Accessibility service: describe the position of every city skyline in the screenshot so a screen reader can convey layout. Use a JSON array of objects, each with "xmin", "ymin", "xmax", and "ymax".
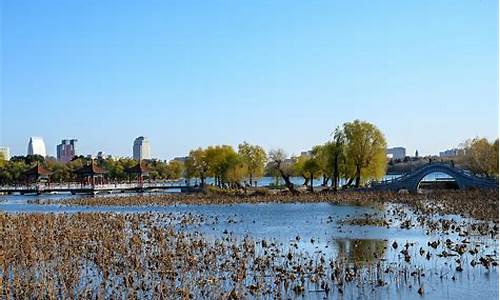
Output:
[
  {"xmin": 0, "ymin": 134, "xmax": 485, "ymax": 161},
  {"xmin": 1, "ymin": 1, "xmax": 498, "ymax": 159}
]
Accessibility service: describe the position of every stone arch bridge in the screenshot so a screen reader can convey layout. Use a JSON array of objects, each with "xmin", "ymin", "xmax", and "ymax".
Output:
[{"xmin": 371, "ymin": 163, "xmax": 498, "ymax": 192}]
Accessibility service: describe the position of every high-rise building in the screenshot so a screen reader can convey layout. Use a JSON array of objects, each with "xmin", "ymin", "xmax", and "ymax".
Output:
[
  {"xmin": 300, "ymin": 151, "xmax": 313, "ymax": 157},
  {"xmin": 171, "ymin": 156, "xmax": 189, "ymax": 163},
  {"xmin": 0, "ymin": 147, "xmax": 10, "ymax": 160},
  {"xmin": 439, "ymin": 148, "xmax": 464, "ymax": 158},
  {"xmin": 57, "ymin": 139, "xmax": 77, "ymax": 163},
  {"xmin": 133, "ymin": 136, "xmax": 151, "ymax": 160},
  {"xmin": 386, "ymin": 147, "xmax": 406, "ymax": 160},
  {"xmin": 27, "ymin": 137, "xmax": 47, "ymax": 157}
]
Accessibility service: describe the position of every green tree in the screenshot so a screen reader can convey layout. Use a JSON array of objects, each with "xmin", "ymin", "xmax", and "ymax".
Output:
[
  {"xmin": 0, "ymin": 160, "xmax": 29, "ymax": 184},
  {"xmin": 330, "ymin": 127, "xmax": 346, "ymax": 191},
  {"xmin": 166, "ymin": 160, "xmax": 184, "ymax": 179},
  {"xmin": 67, "ymin": 158, "xmax": 86, "ymax": 181},
  {"xmin": 293, "ymin": 155, "xmax": 310, "ymax": 186},
  {"xmin": 0, "ymin": 152, "xmax": 6, "ymax": 169},
  {"xmin": 238, "ymin": 142, "xmax": 267, "ymax": 186},
  {"xmin": 204, "ymin": 145, "xmax": 240, "ymax": 188},
  {"xmin": 310, "ymin": 145, "xmax": 329, "ymax": 186},
  {"xmin": 185, "ymin": 148, "xmax": 209, "ymax": 186},
  {"xmin": 46, "ymin": 159, "xmax": 71, "ymax": 183},
  {"xmin": 343, "ymin": 120, "xmax": 387, "ymax": 187},
  {"xmin": 225, "ymin": 154, "xmax": 248, "ymax": 188},
  {"xmin": 460, "ymin": 138, "xmax": 498, "ymax": 177},
  {"xmin": 302, "ymin": 157, "xmax": 321, "ymax": 192},
  {"xmin": 102, "ymin": 157, "xmax": 135, "ymax": 181}
]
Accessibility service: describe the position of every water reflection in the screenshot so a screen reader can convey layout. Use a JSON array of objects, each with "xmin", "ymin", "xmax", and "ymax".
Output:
[{"xmin": 335, "ymin": 239, "xmax": 387, "ymax": 264}]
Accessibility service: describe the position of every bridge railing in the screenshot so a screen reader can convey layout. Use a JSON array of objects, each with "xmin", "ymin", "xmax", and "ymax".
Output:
[
  {"xmin": 0, "ymin": 179, "xmax": 189, "ymax": 192},
  {"xmin": 370, "ymin": 162, "xmax": 499, "ymax": 189}
]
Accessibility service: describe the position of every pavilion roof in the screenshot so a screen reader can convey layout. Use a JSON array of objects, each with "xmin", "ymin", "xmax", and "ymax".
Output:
[
  {"xmin": 125, "ymin": 161, "xmax": 151, "ymax": 174},
  {"xmin": 24, "ymin": 163, "xmax": 51, "ymax": 177},
  {"xmin": 75, "ymin": 161, "xmax": 108, "ymax": 175}
]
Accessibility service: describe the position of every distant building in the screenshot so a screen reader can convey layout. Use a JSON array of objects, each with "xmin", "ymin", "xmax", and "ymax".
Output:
[
  {"xmin": 439, "ymin": 148, "xmax": 464, "ymax": 158},
  {"xmin": 56, "ymin": 139, "xmax": 77, "ymax": 163},
  {"xmin": 27, "ymin": 137, "xmax": 47, "ymax": 157},
  {"xmin": 97, "ymin": 151, "xmax": 105, "ymax": 159},
  {"xmin": 387, "ymin": 147, "xmax": 406, "ymax": 160},
  {"xmin": 300, "ymin": 151, "xmax": 312, "ymax": 157},
  {"xmin": 171, "ymin": 156, "xmax": 188, "ymax": 163},
  {"xmin": 133, "ymin": 136, "xmax": 151, "ymax": 161},
  {"xmin": 0, "ymin": 147, "xmax": 10, "ymax": 160},
  {"xmin": 415, "ymin": 150, "xmax": 419, "ymax": 158}
]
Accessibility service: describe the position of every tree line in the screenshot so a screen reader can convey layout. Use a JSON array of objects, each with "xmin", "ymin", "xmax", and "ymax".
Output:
[
  {"xmin": 0, "ymin": 155, "xmax": 184, "ymax": 184},
  {"xmin": 183, "ymin": 120, "xmax": 387, "ymax": 192},
  {"xmin": 0, "ymin": 120, "xmax": 497, "ymax": 189}
]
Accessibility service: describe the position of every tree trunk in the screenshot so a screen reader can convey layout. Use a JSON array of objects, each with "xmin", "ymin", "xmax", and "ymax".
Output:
[
  {"xmin": 345, "ymin": 176, "xmax": 354, "ymax": 188},
  {"xmin": 279, "ymin": 169, "xmax": 297, "ymax": 194},
  {"xmin": 309, "ymin": 173, "xmax": 314, "ymax": 192},
  {"xmin": 355, "ymin": 165, "xmax": 361, "ymax": 188},
  {"xmin": 333, "ymin": 155, "xmax": 339, "ymax": 191}
]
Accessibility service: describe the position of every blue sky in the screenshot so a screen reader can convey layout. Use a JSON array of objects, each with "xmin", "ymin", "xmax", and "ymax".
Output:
[{"xmin": 1, "ymin": 0, "xmax": 498, "ymax": 159}]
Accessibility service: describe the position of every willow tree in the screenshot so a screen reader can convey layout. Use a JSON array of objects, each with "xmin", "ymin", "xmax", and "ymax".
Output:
[
  {"xmin": 225, "ymin": 154, "xmax": 248, "ymax": 188},
  {"xmin": 293, "ymin": 154, "xmax": 311, "ymax": 186},
  {"xmin": 205, "ymin": 145, "xmax": 239, "ymax": 188},
  {"xmin": 311, "ymin": 144, "xmax": 332, "ymax": 186},
  {"xmin": 238, "ymin": 142, "xmax": 267, "ymax": 186},
  {"xmin": 302, "ymin": 157, "xmax": 321, "ymax": 192},
  {"xmin": 185, "ymin": 148, "xmax": 209, "ymax": 186},
  {"xmin": 459, "ymin": 138, "xmax": 499, "ymax": 177},
  {"xmin": 343, "ymin": 120, "xmax": 387, "ymax": 187},
  {"xmin": 328, "ymin": 126, "xmax": 346, "ymax": 191}
]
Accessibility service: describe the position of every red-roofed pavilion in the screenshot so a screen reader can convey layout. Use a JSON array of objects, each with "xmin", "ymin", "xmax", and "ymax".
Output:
[{"xmin": 74, "ymin": 161, "xmax": 108, "ymax": 186}]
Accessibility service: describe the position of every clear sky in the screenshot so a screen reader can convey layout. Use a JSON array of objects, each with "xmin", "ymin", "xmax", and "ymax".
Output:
[{"xmin": 1, "ymin": 0, "xmax": 498, "ymax": 159}]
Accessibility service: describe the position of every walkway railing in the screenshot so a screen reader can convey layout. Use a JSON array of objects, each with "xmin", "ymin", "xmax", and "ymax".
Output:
[{"xmin": 0, "ymin": 179, "xmax": 188, "ymax": 192}]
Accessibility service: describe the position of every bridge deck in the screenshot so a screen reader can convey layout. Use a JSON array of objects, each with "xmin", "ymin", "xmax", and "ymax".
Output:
[
  {"xmin": 0, "ymin": 183, "xmax": 197, "ymax": 195},
  {"xmin": 371, "ymin": 163, "xmax": 498, "ymax": 192}
]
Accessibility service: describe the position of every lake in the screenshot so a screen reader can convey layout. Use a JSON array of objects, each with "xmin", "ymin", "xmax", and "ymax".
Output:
[{"xmin": 0, "ymin": 193, "xmax": 497, "ymax": 299}]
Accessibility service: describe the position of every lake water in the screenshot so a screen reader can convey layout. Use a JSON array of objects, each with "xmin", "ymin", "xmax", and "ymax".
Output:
[
  {"xmin": 200, "ymin": 173, "xmax": 451, "ymax": 187},
  {"xmin": 0, "ymin": 194, "xmax": 497, "ymax": 299}
]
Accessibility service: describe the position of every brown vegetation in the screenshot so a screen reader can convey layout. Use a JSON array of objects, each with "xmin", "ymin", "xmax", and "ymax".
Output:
[{"xmin": 34, "ymin": 189, "xmax": 499, "ymax": 221}]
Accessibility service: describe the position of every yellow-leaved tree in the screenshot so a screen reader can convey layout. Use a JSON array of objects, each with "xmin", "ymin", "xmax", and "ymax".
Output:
[
  {"xmin": 343, "ymin": 120, "xmax": 387, "ymax": 187},
  {"xmin": 459, "ymin": 138, "xmax": 498, "ymax": 177}
]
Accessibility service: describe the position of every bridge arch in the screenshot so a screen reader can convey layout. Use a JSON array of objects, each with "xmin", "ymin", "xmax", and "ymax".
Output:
[
  {"xmin": 371, "ymin": 162, "xmax": 499, "ymax": 192},
  {"xmin": 413, "ymin": 169, "xmax": 463, "ymax": 191}
]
